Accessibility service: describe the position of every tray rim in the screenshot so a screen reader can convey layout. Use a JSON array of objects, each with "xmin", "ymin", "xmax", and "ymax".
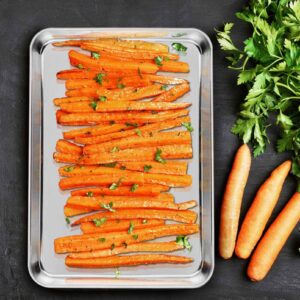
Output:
[{"xmin": 28, "ymin": 27, "xmax": 214, "ymax": 289}]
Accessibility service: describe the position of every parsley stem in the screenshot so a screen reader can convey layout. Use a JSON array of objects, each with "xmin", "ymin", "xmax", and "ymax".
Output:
[{"xmin": 276, "ymin": 82, "xmax": 299, "ymax": 95}]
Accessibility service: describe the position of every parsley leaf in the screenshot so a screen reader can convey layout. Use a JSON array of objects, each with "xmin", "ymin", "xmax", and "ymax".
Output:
[
  {"xmin": 109, "ymin": 177, "xmax": 124, "ymax": 190},
  {"xmin": 182, "ymin": 122, "xmax": 194, "ymax": 132},
  {"xmin": 91, "ymin": 52, "xmax": 100, "ymax": 59},
  {"xmin": 135, "ymin": 129, "xmax": 142, "ymax": 136},
  {"xmin": 98, "ymin": 237, "xmax": 106, "ymax": 242},
  {"xmin": 77, "ymin": 64, "xmax": 84, "ymax": 69},
  {"xmin": 132, "ymin": 234, "xmax": 139, "ymax": 240},
  {"xmin": 128, "ymin": 221, "xmax": 134, "ymax": 234},
  {"xmin": 117, "ymin": 83, "xmax": 125, "ymax": 89},
  {"xmin": 155, "ymin": 148, "xmax": 166, "ymax": 164},
  {"xmin": 161, "ymin": 85, "xmax": 168, "ymax": 90},
  {"xmin": 111, "ymin": 146, "xmax": 120, "ymax": 153},
  {"xmin": 94, "ymin": 73, "xmax": 106, "ymax": 85},
  {"xmin": 176, "ymin": 235, "xmax": 192, "ymax": 251},
  {"xmin": 154, "ymin": 56, "xmax": 163, "ymax": 66},
  {"xmin": 64, "ymin": 166, "xmax": 74, "ymax": 172},
  {"xmin": 172, "ymin": 42, "xmax": 187, "ymax": 53},
  {"xmin": 89, "ymin": 101, "xmax": 98, "ymax": 110},
  {"xmin": 130, "ymin": 184, "xmax": 139, "ymax": 192},
  {"xmin": 86, "ymin": 191, "xmax": 94, "ymax": 197},
  {"xmin": 100, "ymin": 201, "xmax": 115, "ymax": 212},
  {"xmin": 65, "ymin": 217, "xmax": 70, "ymax": 224},
  {"xmin": 99, "ymin": 96, "xmax": 107, "ymax": 102},
  {"xmin": 143, "ymin": 165, "xmax": 152, "ymax": 172},
  {"xmin": 93, "ymin": 217, "xmax": 107, "ymax": 227},
  {"xmin": 102, "ymin": 162, "xmax": 117, "ymax": 168}
]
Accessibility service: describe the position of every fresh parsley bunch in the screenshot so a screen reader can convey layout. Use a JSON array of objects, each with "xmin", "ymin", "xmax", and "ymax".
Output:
[{"xmin": 216, "ymin": 0, "xmax": 300, "ymax": 189}]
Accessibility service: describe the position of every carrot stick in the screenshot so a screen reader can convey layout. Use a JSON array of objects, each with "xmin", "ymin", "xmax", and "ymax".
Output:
[
  {"xmin": 75, "ymin": 115, "xmax": 190, "ymax": 144},
  {"xmin": 235, "ymin": 160, "xmax": 292, "ymax": 259},
  {"xmin": 79, "ymin": 145, "xmax": 193, "ymax": 165},
  {"xmin": 71, "ymin": 184, "xmax": 169, "ymax": 197},
  {"xmin": 72, "ymin": 210, "xmax": 198, "ymax": 227},
  {"xmin": 69, "ymin": 50, "xmax": 159, "ymax": 73},
  {"xmin": 56, "ymin": 110, "xmax": 67, "ymax": 123},
  {"xmin": 53, "ymin": 96, "xmax": 92, "ymax": 106},
  {"xmin": 159, "ymin": 60, "xmax": 190, "ymax": 73},
  {"xmin": 66, "ymin": 196, "xmax": 196, "ymax": 211},
  {"xmin": 83, "ymin": 131, "xmax": 191, "ymax": 154},
  {"xmin": 80, "ymin": 219, "xmax": 165, "ymax": 234},
  {"xmin": 58, "ymin": 109, "xmax": 189, "ymax": 126},
  {"xmin": 65, "ymin": 254, "xmax": 193, "ymax": 268},
  {"xmin": 63, "ymin": 123, "xmax": 130, "ymax": 140},
  {"xmin": 64, "ymin": 205, "xmax": 93, "ymax": 217},
  {"xmin": 219, "ymin": 144, "xmax": 251, "ymax": 259},
  {"xmin": 69, "ymin": 241, "xmax": 183, "ymax": 258},
  {"xmin": 152, "ymin": 83, "xmax": 190, "ymax": 102},
  {"xmin": 53, "ymin": 152, "xmax": 81, "ymax": 164},
  {"xmin": 56, "ymin": 139, "xmax": 83, "ymax": 155},
  {"xmin": 55, "ymin": 223, "xmax": 199, "ymax": 253},
  {"xmin": 53, "ymin": 40, "xmax": 84, "ymax": 47},
  {"xmin": 247, "ymin": 192, "xmax": 300, "ymax": 281}
]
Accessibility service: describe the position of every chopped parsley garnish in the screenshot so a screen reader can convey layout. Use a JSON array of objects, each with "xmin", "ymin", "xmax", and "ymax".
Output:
[
  {"xmin": 155, "ymin": 148, "xmax": 166, "ymax": 164},
  {"xmin": 130, "ymin": 184, "xmax": 139, "ymax": 192},
  {"xmin": 77, "ymin": 64, "xmax": 84, "ymax": 69},
  {"xmin": 65, "ymin": 217, "xmax": 71, "ymax": 224},
  {"xmin": 117, "ymin": 83, "xmax": 126, "ymax": 89},
  {"xmin": 111, "ymin": 243, "xmax": 115, "ymax": 250},
  {"xmin": 102, "ymin": 162, "xmax": 117, "ymax": 168},
  {"xmin": 110, "ymin": 120, "xmax": 116, "ymax": 125},
  {"xmin": 109, "ymin": 177, "xmax": 124, "ymax": 190},
  {"xmin": 128, "ymin": 221, "xmax": 134, "ymax": 234},
  {"xmin": 91, "ymin": 52, "xmax": 100, "ymax": 59},
  {"xmin": 154, "ymin": 56, "xmax": 163, "ymax": 66},
  {"xmin": 98, "ymin": 237, "xmax": 106, "ymax": 243},
  {"xmin": 120, "ymin": 166, "xmax": 126, "ymax": 170},
  {"xmin": 93, "ymin": 217, "xmax": 107, "ymax": 227},
  {"xmin": 182, "ymin": 122, "xmax": 194, "ymax": 132},
  {"xmin": 172, "ymin": 43, "xmax": 187, "ymax": 53},
  {"xmin": 135, "ymin": 129, "xmax": 142, "ymax": 136},
  {"xmin": 86, "ymin": 191, "xmax": 94, "ymax": 197},
  {"xmin": 115, "ymin": 268, "xmax": 120, "ymax": 278},
  {"xmin": 125, "ymin": 122, "xmax": 138, "ymax": 127},
  {"xmin": 176, "ymin": 236, "xmax": 192, "ymax": 251},
  {"xmin": 94, "ymin": 73, "xmax": 106, "ymax": 85},
  {"xmin": 99, "ymin": 96, "xmax": 107, "ymax": 102},
  {"xmin": 89, "ymin": 101, "xmax": 98, "ymax": 110},
  {"xmin": 143, "ymin": 165, "xmax": 152, "ymax": 172},
  {"xmin": 111, "ymin": 146, "xmax": 120, "ymax": 153},
  {"xmin": 64, "ymin": 166, "xmax": 74, "ymax": 172},
  {"xmin": 132, "ymin": 234, "xmax": 139, "ymax": 240},
  {"xmin": 100, "ymin": 201, "xmax": 115, "ymax": 212},
  {"xmin": 161, "ymin": 85, "xmax": 168, "ymax": 91}
]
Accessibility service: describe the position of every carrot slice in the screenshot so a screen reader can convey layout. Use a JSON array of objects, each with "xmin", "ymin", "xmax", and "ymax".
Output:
[
  {"xmin": 58, "ymin": 109, "xmax": 189, "ymax": 126},
  {"xmin": 65, "ymin": 254, "xmax": 192, "ymax": 268},
  {"xmin": 142, "ymin": 74, "xmax": 188, "ymax": 85},
  {"xmin": 69, "ymin": 50, "xmax": 159, "ymax": 74},
  {"xmin": 159, "ymin": 60, "xmax": 190, "ymax": 73},
  {"xmin": 66, "ymin": 196, "xmax": 196, "ymax": 211},
  {"xmin": 69, "ymin": 241, "xmax": 183, "ymax": 258},
  {"xmin": 71, "ymin": 184, "xmax": 169, "ymax": 197},
  {"xmin": 53, "ymin": 152, "xmax": 81, "ymax": 164},
  {"xmin": 83, "ymin": 131, "xmax": 191, "ymax": 154},
  {"xmin": 79, "ymin": 144, "xmax": 193, "ymax": 165},
  {"xmin": 235, "ymin": 160, "xmax": 292, "ymax": 259},
  {"xmin": 53, "ymin": 96, "xmax": 92, "ymax": 106},
  {"xmin": 219, "ymin": 144, "xmax": 251, "ymax": 259},
  {"xmin": 80, "ymin": 219, "xmax": 165, "ymax": 234},
  {"xmin": 56, "ymin": 139, "xmax": 83, "ymax": 155},
  {"xmin": 152, "ymin": 83, "xmax": 190, "ymax": 102},
  {"xmin": 247, "ymin": 192, "xmax": 300, "ymax": 281},
  {"xmin": 55, "ymin": 223, "xmax": 199, "ymax": 253},
  {"xmin": 64, "ymin": 205, "xmax": 93, "ymax": 217},
  {"xmin": 75, "ymin": 115, "xmax": 190, "ymax": 144}
]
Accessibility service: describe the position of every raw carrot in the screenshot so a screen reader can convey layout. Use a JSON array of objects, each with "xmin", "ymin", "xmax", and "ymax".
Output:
[
  {"xmin": 71, "ymin": 184, "xmax": 169, "ymax": 197},
  {"xmin": 53, "ymin": 96, "xmax": 92, "ymax": 106},
  {"xmin": 75, "ymin": 115, "xmax": 190, "ymax": 144},
  {"xmin": 247, "ymin": 192, "xmax": 300, "ymax": 281},
  {"xmin": 80, "ymin": 219, "xmax": 165, "ymax": 234},
  {"xmin": 235, "ymin": 160, "xmax": 292, "ymax": 259},
  {"xmin": 152, "ymin": 83, "xmax": 190, "ymax": 102},
  {"xmin": 69, "ymin": 241, "xmax": 183, "ymax": 258},
  {"xmin": 79, "ymin": 145, "xmax": 193, "ymax": 165},
  {"xmin": 55, "ymin": 223, "xmax": 199, "ymax": 253},
  {"xmin": 56, "ymin": 139, "xmax": 83, "ymax": 155},
  {"xmin": 58, "ymin": 109, "xmax": 189, "ymax": 126},
  {"xmin": 69, "ymin": 50, "xmax": 159, "ymax": 73},
  {"xmin": 72, "ymin": 210, "xmax": 198, "ymax": 227},
  {"xmin": 159, "ymin": 60, "xmax": 190, "ymax": 73},
  {"xmin": 82, "ymin": 131, "xmax": 191, "ymax": 154},
  {"xmin": 219, "ymin": 144, "xmax": 251, "ymax": 259},
  {"xmin": 65, "ymin": 254, "xmax": 192, "ymax": 268}
]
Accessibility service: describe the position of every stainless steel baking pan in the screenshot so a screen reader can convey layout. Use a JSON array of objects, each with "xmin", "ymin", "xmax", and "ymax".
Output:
[{"xmin": 28, "ymin": 28, "xmax": 214, "ymax": 288}]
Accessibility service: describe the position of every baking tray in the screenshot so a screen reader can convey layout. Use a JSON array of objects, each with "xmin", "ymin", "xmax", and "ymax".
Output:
[{"xmin": 28, "ymin": 28, "xmax": 214, "ymax": 289}]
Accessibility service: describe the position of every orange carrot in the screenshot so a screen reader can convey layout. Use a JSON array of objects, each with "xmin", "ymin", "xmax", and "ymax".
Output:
[
  {"xmin": 235, "ymin": 160, "xmax": 292, "ymax": 259},
  {"xmin": 69, "ymin": 241, "xmax": 183, "ymax": 258},
  {"xmin": 65, "ymin": 254, "xmax": 192, "ymax": 268},
  {"xmin": 152, "ymin": 83, "xmax": 190, "ymax": 102},
  {"xmin": 64, "ymin": 205, "xmax": 93, "ymax": 217},
  {"xmin": 75, "ymin": 115, "xmax": 190, "ymax": 144},
  {"xmin": 219, "ymin": 144, "xmax": 251, "ymax": 259},
  {"xmin": 71, "ymin": 184, "xmax": 169, "ymax": 197},
  {"xmin": 247, "ymin": 192, "xmax": 300, "ymax": 281},
  {"xmin": 72, "ymin": 210, "xmax": 198, "ymax": 227},
  {"xmin": 56, "ymin": 139, "xmax": 83, "ymax": 155},
  {"xmin": 55, "ymin": 223, "xmax": 199, "ymax": 253},
  {"xmin": 83, "ymin": 131, "xmax": 191, "ymax": 154},
  {"xmin": 141, "ymin": 74, "xmax": 188, "ymax": 85},
  {"xmin": 159, "ymin": 60, "xmax": 190, "ymax": 73},
  {"xmin": 80, "ymin": 219, "xmax": 165, "ymax": 234},
  {"xmin": 53, "ymin": 152, "xmax": 81, "ymax": 164},
  {"xmin": 58, "ymin": 109, "xmax": 189, "ymax": 126},
  {"xmin": 53, "ymin": 96, "xmax": 92, "ymax": 106}
]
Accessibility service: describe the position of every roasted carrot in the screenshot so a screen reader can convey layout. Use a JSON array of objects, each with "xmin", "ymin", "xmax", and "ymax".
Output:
[
  {"xmin": 159, "ymin": 60, "xmax": 190, "ymax": 73},
  {"xmin": 69, "ymin": 50, "xmax": 159, "ymax": 73},
  {"xmin": 56, "ymin": 139, "xmax": 83, "ymax": 155},
  {"xmin": 65, "ymin": 254, "xmax": 192, "ymax": 268},
  {"xmin": 53, "ymin": 40, "xmax": 84, "ymax": 47},
  {"xmin": 71, "ymin": 184, "xmax": 169, "ymax": 197},
  {"xmin": 55, "ymin": 224, "xmax": 199, "ymax": 252},
  {"xmin": 69, "ymin": 241, "xmax": 183, "ymax": 258},
  {"xmin": 235, "ymin": 160, "xmax": 292, "ymax": 259},
  {"xmin": 75, "ymin": 115, "xmax": 190, "ymax": 144},
  {"xmin": 53, "ymin": 152, "xmax": 81, "ymax": 164},
  {"xmin": 64, "ymin": 206, "xmax": 92, "ymax": 217},
  {"xmin": 58, "ymin": 109, "xmax": 189, "ymax": 126},
  {"xmin": 80, "ymin": 219, "xmax": 165, "ymax": 234},
  {"xmin": 142, "ymin": 74, "xmax": 187, "ymax": 85},
  {"xmin": 247, "ymin": 192, "xmax": 300, "ymax": 281},
  {"xmin": 219, "ymin": 144, "xmax": 251, "ymax": 259},
  {"xmin": 83, "ymin": 131, "xmax": 191, "ymax": 154},
  {"xmin": 56, "ymin": 109, "xmax": 67, "ymax": 123},
  {"xmin": 152, "ymin": 83, "xmax": 190, "ymax": 102},
  {"xmin": 53, "ymin": 96, "xmax": 92, "ymax": 106},
  {"xmin": 72, "ymin": 210, "xmax": 198, "ymax": 227}
]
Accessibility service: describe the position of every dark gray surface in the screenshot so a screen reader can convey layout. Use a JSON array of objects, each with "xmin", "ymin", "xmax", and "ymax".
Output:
[{"xmin": 0, "ymin": 0, "xmax": 299, "ymax": 299}]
